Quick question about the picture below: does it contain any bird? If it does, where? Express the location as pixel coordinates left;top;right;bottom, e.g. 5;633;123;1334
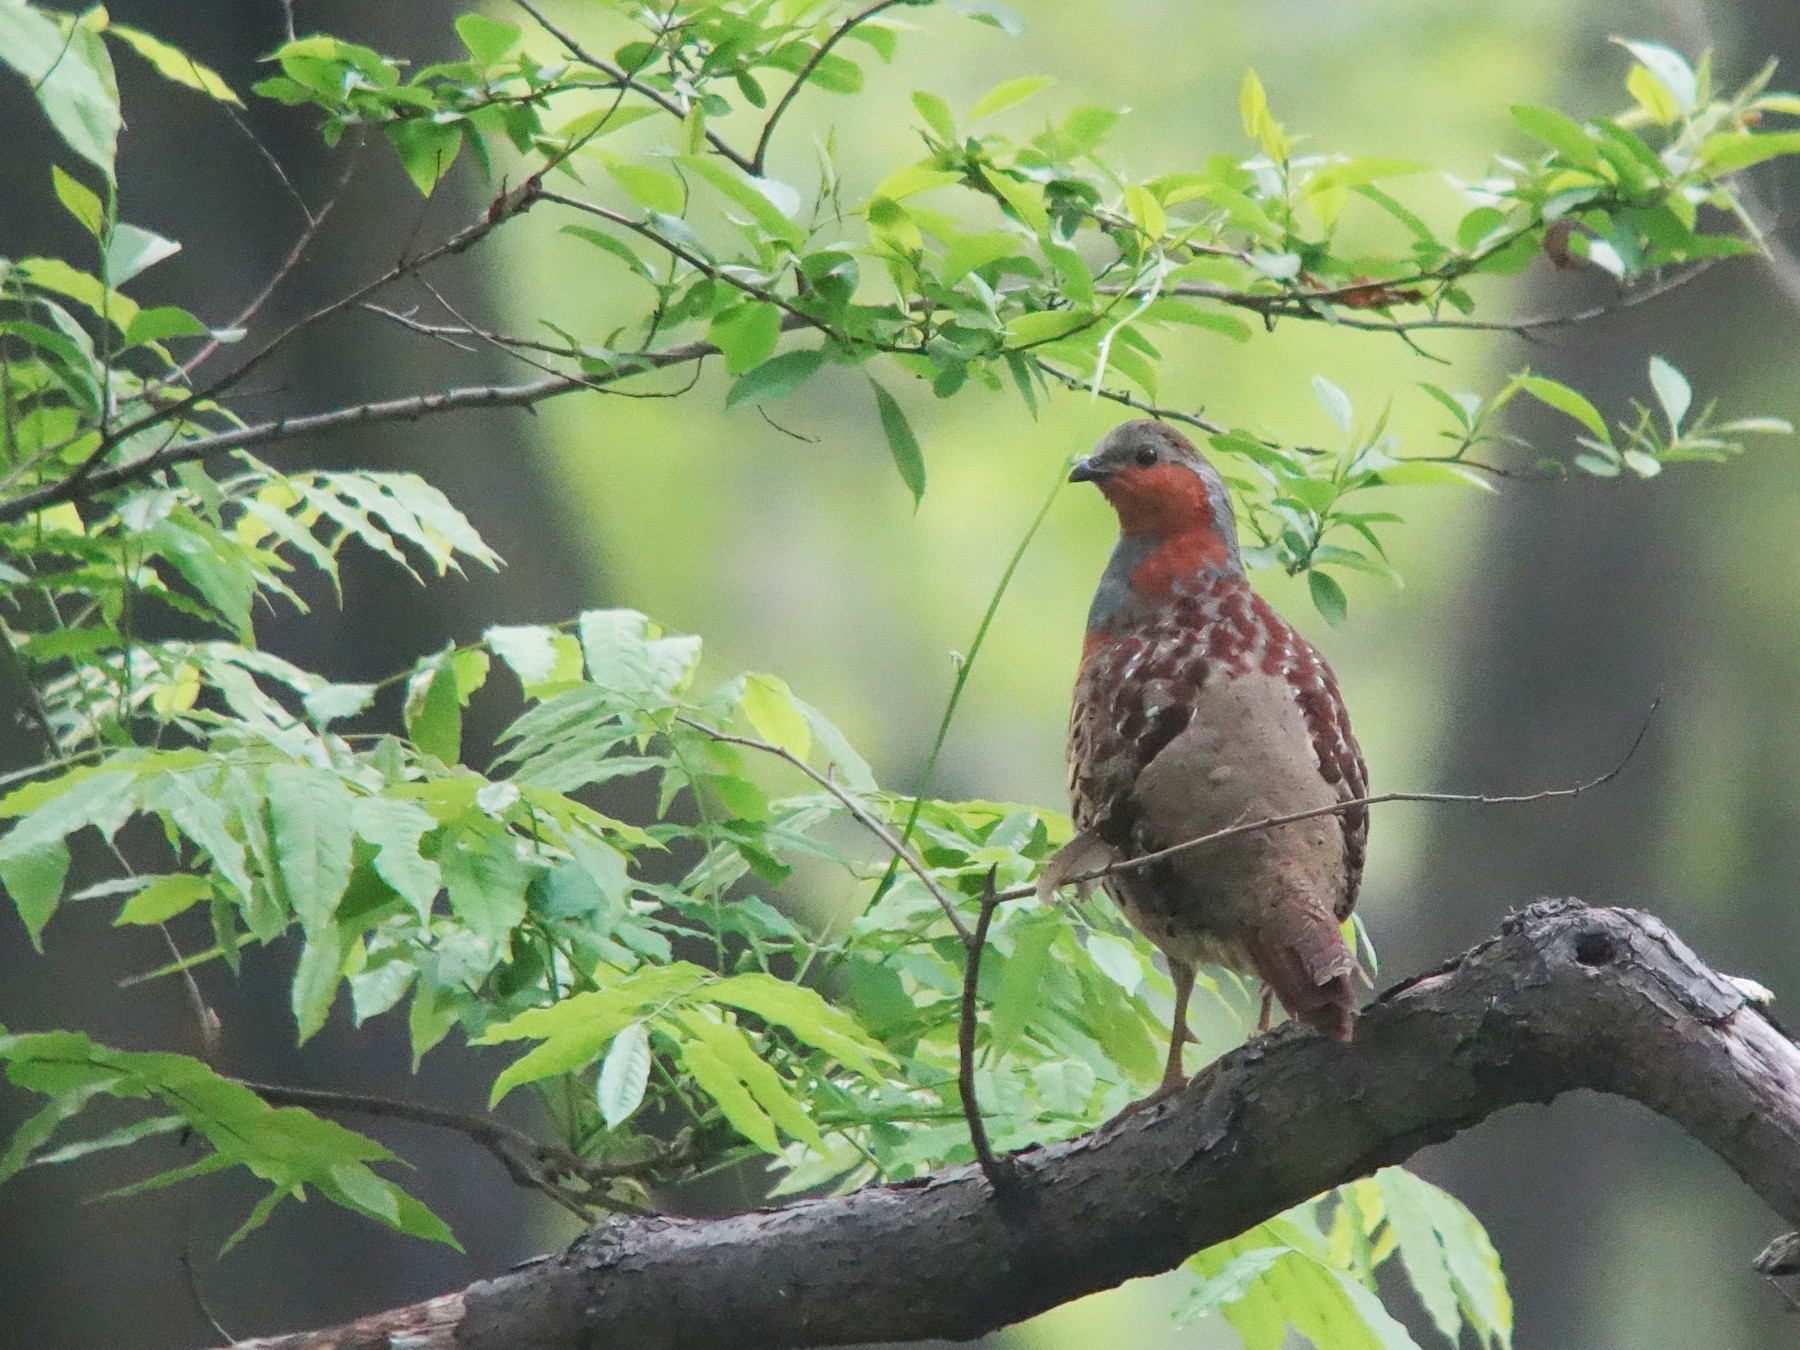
1055;418;1368;1096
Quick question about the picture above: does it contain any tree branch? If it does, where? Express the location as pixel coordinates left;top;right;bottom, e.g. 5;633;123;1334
749;0;915;176
213;901;1800;1350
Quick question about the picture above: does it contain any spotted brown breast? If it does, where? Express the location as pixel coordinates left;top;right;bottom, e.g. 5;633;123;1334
1069;573;1367;1038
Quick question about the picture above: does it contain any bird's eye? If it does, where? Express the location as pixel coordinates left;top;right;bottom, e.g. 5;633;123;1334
1133;445;1158;467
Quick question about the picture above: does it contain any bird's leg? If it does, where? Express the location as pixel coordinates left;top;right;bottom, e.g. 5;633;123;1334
1160;960;1197;1096
1256;985;1275;1036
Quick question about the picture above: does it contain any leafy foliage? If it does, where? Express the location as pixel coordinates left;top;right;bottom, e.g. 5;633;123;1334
0;3;1794;1346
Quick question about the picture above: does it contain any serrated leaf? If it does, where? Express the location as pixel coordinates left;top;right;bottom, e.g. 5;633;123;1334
988;916;1059;1056
439;826;533;944
678;1035;780;1153
869;377;926;504
597;1020;652;1129
350;796;441;921
701;972;891;1078
486;624;569;694
1;840;70;948
1377;1170;1462;1341
266;765;355;932
404;652;463;763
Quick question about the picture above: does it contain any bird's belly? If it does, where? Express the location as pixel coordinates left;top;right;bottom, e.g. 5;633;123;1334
1114;666;1348;964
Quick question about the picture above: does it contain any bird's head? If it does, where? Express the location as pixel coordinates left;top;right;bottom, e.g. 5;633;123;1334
1070;420;1241;570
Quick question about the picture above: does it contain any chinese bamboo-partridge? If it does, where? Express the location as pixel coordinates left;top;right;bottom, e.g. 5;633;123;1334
1059;419;1367;1094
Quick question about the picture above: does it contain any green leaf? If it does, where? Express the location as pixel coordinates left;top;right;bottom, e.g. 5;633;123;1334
266;765;356;932
910;90;956;140
1615;39;1697;112
679;156;805;246
1378;461;1495;492
1647;356;1691;433
387;117;461;195
867;377;928;504
1698;131;1800;173
1514;375;1612;444
291;923;345;1042
790;693;877;792
350;796;441;921
596;1020;652;1129
709;302;783;375
702;972;892;1078
114;874;211;927
1239;69;1289;161
1376;1170;1462;1342
486;624;582;696
108;24;240;104
988;915;1059;1056
726;348;827;408
1312;375;1354;433
1377;1168;1513;1347
678;1034;780;1153
560;224;655;280
606;158;686;215
1;840;70;948
51;165;104;236
454;13;521;64
0;8;119;178
969;74;1055;123
1509;104;1601;170
404;652;463;763
126;305;207;345
739;674;813;760
1308;570;1348;625
439;826;534;944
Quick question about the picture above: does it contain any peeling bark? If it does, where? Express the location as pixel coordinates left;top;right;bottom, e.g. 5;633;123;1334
221;901;1800;1350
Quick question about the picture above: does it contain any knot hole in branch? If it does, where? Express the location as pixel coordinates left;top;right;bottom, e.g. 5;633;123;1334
1572;929;1618;967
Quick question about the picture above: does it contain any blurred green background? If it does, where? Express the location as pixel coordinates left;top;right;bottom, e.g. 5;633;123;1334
5;1;1800;1346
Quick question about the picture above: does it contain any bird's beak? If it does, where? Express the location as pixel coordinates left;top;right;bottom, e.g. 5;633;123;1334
1068;457;1104;484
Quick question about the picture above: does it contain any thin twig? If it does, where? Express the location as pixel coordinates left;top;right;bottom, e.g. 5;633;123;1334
1156;259;1723;336
0;331;738;524
957;870;1013;1191
175;136;368;381
1014;697;1660;903
180;1239;235;1346
514;0;757;173
674;718;974;947
65;171;553;490
1032;358;1226;436
750;0;913;176
236;1078;685;1220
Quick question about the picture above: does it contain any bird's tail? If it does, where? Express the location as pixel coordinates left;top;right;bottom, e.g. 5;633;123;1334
1248;921;1358;1041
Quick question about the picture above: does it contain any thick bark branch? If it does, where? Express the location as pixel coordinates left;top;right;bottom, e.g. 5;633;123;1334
217;901;1800;1350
